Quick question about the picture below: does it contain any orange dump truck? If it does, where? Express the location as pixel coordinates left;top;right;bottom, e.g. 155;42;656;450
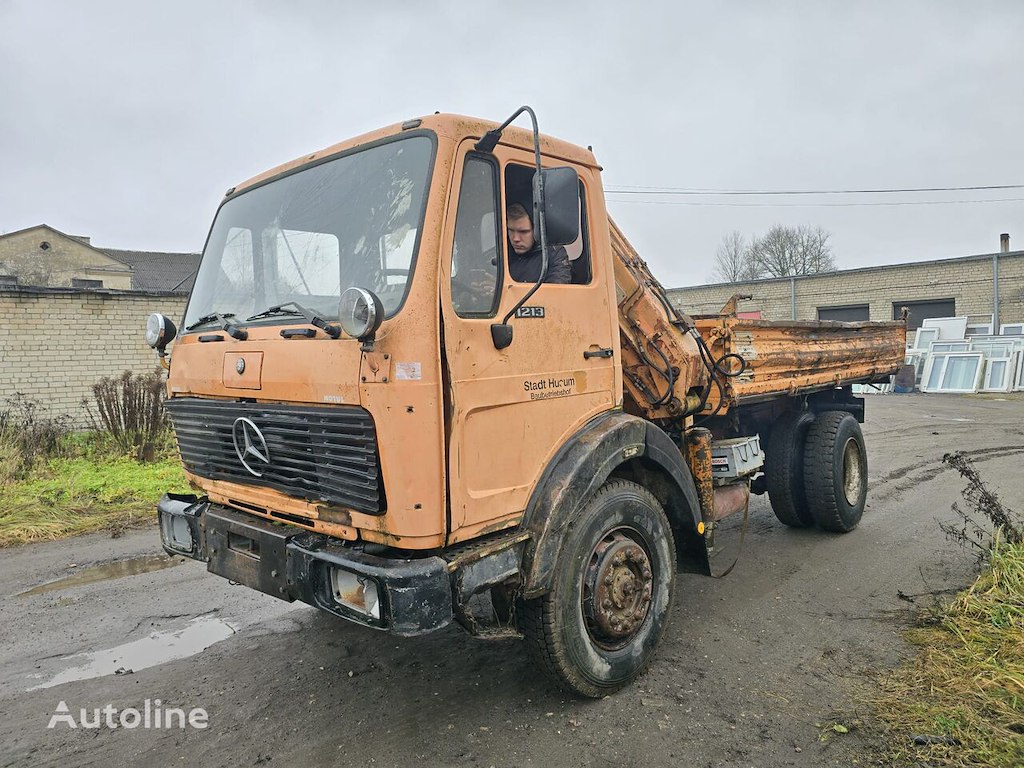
148;108;906;697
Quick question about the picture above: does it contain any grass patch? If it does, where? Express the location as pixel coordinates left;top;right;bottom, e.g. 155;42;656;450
0;454;190;547
870;453;1023;766
1;388;188;546
871;538;1024;767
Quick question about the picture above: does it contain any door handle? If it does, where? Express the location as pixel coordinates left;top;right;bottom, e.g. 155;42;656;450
584;347;614;360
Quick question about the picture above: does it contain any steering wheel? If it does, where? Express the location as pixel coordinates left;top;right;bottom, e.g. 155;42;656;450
451;276;483;310
449;246;501;307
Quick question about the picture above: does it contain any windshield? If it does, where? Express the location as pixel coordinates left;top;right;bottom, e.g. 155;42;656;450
184;134;434;330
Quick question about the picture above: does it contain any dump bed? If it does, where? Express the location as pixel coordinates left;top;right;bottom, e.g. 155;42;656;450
693;313;907;414
609;217;907;421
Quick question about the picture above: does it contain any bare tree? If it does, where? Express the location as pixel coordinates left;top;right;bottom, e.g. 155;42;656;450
795;225;834;274
0;258;52;286
710;231;760;283
748;224;835;278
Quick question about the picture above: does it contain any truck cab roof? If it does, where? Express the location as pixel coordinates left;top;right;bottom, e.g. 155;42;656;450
231;113;601;197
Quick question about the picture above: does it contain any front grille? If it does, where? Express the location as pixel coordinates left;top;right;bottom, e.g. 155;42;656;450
164;398;384;515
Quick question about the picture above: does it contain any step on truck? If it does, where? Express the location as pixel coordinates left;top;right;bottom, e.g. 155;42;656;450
148;107;907;697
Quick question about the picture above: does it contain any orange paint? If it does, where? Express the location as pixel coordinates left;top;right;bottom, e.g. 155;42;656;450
165;113;906;555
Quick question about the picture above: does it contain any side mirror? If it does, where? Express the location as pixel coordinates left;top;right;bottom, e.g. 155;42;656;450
535;167;580;246
490;323;513;350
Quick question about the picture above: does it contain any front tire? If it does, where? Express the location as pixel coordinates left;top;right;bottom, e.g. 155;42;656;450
519;479;676;698
803;411;867;532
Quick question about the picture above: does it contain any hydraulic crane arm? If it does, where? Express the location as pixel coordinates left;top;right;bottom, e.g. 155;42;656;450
609;217;710;423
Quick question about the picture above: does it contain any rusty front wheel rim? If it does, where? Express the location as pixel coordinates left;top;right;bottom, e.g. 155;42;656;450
582;528;654;650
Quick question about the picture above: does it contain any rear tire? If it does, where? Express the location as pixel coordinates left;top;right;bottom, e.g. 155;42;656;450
519;479;675;698
765;410;815;527
803;411;867;532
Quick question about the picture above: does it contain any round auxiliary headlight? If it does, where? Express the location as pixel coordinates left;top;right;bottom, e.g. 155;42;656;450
338;287;384;340
145;313;177;349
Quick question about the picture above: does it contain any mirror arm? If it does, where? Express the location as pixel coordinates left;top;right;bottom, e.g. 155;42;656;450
485;105;575;349
475;105;533;151
485;105;549;330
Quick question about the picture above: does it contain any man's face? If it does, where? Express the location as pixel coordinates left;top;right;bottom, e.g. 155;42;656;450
508;215;535;255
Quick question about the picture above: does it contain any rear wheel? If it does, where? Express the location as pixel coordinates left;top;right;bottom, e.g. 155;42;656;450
803;411;867;532
765;410;815;527
518;479;675;698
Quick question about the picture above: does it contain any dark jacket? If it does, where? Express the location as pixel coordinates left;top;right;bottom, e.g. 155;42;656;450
508;243;571;284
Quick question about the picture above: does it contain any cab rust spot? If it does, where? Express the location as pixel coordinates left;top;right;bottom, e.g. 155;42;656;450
316;506;352;527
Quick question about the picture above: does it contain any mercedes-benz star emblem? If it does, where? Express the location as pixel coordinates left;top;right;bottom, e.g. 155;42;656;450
231;417;270;477
236;358;246;374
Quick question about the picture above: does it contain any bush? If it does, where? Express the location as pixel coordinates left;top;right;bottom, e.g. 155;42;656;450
0;394;74;481
941;451;1023;552
89;370;168;462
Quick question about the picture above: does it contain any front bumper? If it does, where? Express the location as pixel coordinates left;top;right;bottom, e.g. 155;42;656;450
157;495;452;636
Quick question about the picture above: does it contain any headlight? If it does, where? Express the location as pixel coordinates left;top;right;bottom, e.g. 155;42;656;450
330;568;382;621
146;313;177;350
338;287;384;341
160;513;195;554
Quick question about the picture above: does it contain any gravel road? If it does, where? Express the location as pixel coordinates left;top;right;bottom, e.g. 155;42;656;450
2;394;1021;768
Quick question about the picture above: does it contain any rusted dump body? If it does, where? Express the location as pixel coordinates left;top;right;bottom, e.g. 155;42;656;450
694;313;907;413
608;218;906;421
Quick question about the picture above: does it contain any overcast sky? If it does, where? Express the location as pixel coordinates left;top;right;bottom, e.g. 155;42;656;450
1;0;1022;288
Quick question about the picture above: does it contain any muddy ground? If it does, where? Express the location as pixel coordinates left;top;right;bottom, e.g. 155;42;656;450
2;394;1022;768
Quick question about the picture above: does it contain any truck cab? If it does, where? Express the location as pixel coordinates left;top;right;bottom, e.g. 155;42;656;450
152;110;903;698
160;113;657;544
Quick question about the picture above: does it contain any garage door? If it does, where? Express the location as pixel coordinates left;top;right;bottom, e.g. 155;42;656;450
818;304;869;322
893;299;956;330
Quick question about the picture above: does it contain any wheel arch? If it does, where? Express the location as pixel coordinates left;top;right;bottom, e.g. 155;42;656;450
520;412;709;599
807;388;865;423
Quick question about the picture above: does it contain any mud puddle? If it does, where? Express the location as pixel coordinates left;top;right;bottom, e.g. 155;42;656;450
18;554;183;597
26;614;237;691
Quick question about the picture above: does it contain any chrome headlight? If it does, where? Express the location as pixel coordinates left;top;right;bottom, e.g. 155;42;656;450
338;288;384;341
146;313;177;350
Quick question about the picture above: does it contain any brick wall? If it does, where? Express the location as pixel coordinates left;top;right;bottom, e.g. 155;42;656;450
668;250;1024;328
0;288;187;421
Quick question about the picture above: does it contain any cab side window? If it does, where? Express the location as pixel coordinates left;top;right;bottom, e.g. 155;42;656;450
567;184;591;284
504;163;591;285
451;156;501;317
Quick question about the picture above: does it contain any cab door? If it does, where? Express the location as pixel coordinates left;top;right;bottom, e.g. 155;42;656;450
440;141;619;543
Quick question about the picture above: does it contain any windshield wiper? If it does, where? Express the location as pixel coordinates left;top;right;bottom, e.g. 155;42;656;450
246;301;341;338
185;312;247;340
186;312;234;330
